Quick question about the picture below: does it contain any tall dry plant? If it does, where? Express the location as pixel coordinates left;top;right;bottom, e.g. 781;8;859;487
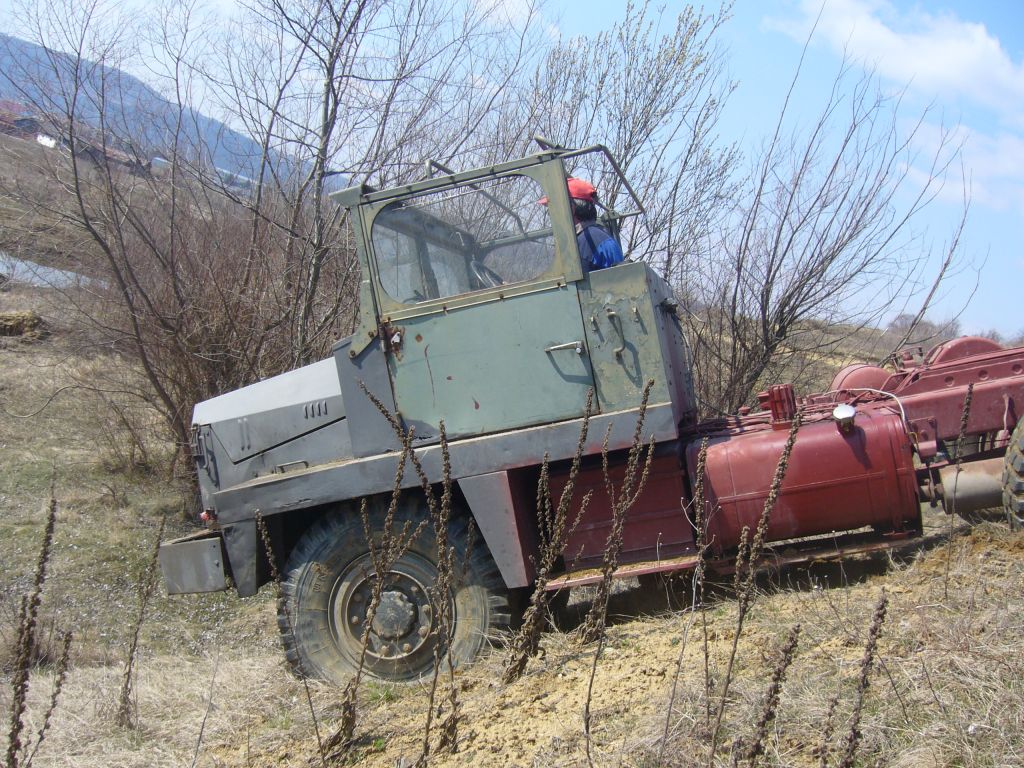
578;381;656;766
413;422;461;763
354;385;464;761
503;390;596;684
579;379;656;643
658;436;712;765
323;432;423;759
833;591;889;768
255;513;327;768
115;513;167;729
707;410;803;764
4;488;72;768
730;623;801;767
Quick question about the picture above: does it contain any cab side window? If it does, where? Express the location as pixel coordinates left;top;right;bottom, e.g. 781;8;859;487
372;174;555;305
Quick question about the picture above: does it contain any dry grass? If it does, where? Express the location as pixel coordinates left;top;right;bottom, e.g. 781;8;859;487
2;288;1023;767
9;519;1020;768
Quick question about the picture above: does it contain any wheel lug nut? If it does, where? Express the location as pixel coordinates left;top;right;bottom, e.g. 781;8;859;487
402;643;411;652
350;616;360;625
418;626;429;638
353;593;364;603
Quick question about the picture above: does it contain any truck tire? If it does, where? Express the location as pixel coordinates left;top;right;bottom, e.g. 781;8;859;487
1004;417;1024;530
278;500;511;683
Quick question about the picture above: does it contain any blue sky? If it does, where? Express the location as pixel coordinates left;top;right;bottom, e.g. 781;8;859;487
2;0;1021;335
563;0;1024;336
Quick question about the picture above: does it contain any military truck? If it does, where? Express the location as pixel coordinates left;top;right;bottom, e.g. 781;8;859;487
160;141;1024;683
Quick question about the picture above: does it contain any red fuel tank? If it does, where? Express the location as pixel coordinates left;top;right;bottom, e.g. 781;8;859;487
687;407;920;552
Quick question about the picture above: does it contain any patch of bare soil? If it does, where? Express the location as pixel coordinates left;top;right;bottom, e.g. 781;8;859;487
181;522;1023;768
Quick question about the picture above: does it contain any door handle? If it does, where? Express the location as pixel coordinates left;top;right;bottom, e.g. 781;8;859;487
545;340;584;355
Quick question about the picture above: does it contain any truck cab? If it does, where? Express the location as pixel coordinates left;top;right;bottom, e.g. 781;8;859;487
334;148;695;456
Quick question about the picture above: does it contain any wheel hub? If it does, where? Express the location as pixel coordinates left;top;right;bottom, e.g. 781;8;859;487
373;589;416;639
333;560;440;666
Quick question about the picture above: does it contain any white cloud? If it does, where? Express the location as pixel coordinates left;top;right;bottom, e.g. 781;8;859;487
767;0;1024;219
769;0;1024;129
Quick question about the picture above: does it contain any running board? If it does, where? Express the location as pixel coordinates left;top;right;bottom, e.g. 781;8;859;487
546;529;928;590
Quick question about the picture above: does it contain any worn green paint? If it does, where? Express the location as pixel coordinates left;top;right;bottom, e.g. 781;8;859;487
386;283;594;440
329;149;690;442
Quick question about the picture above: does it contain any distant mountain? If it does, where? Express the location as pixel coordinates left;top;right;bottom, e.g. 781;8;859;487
0;32;268;180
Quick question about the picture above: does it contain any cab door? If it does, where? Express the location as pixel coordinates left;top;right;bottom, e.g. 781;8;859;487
363;167;596;441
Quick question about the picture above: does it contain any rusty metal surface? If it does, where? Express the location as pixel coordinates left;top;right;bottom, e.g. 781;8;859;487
549;451;694;570
688;407;920;553
883;344;1024;443
546;529;924;589
547;551;703;589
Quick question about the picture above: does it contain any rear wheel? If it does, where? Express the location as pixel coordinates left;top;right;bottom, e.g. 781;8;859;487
1003;417;1024;530
279;499;511;683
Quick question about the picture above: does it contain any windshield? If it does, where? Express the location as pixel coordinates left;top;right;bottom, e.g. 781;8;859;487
372;174;556;305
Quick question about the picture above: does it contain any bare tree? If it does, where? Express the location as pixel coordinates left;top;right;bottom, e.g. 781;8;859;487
685;49;966;414
0;0;545;460
508;0;738;280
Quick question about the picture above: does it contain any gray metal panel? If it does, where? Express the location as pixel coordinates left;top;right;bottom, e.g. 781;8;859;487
208;397;345;463
194;358;341;423
194;358;345;463
579;262;670;412
201;418;354;493
458;471;534;588
644;269;697;425
223;520;259;597
159;534;228;594
212;401;679;524
334;336;403;458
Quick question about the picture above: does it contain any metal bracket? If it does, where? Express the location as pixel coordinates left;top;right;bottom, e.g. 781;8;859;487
606;308;625;359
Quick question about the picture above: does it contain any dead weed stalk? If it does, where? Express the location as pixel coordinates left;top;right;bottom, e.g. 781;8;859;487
579;379;656;644
834;591;888;768
356;384;462;761
707;410;803;765
4;487;71;768
115;513;167;728
581;381;656;766
411;422;461;763
658;437;711;765
324;429;423;759
256;512;327;768
730;623;801;767
503;389;595;684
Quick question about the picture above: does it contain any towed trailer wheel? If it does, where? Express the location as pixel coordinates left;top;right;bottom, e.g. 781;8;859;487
1004;417;1024;530
278;500;511;683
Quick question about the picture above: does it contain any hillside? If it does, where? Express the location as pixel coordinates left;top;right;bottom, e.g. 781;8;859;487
0;33;267;180
1;282;1022;767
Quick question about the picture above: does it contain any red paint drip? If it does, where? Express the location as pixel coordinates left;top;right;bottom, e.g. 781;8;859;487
473;398;480;410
